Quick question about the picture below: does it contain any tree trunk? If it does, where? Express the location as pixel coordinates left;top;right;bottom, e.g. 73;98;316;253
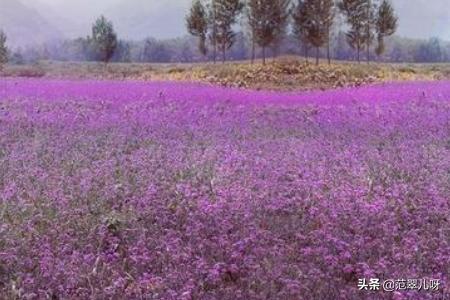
316;47;319;65
366;0;371;64
327;42;331;65
251;34;255;64
199;36;207;59
213;35;217;64
212;0;217;64
305;44;309;63
222;46;226;64
357;42;361;63
262;46;266;65
327;28;331;65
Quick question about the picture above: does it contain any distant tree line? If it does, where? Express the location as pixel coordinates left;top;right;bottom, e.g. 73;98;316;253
1;3;450;66
4;32;450;66
187;0;399;64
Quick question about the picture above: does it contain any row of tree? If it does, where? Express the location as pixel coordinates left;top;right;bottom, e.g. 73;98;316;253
1;4;448;66
187;0;398;64
0;16;119;66
5;33;450;65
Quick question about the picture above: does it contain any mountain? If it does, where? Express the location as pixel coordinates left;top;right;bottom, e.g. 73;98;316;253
0;0;63;48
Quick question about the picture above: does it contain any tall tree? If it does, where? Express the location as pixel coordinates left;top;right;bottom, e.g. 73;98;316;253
363;0;377;63
304;0;334;65
0;30;7;69
375;0;397;57
207;0;219;63
240;8;256;64
91;16;118;63
249;22;257;64
338;0;367;63
270;0;291;61
293;0;311;62
248;0;289;64
245;0;258;63
187;0;209;57
215;0;244;63
325;0;336;64
248;0;272;64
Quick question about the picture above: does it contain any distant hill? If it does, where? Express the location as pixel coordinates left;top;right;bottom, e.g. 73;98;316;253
0;0;63;48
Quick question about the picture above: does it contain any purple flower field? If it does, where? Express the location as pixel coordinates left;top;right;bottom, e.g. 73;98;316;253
0;79;449;299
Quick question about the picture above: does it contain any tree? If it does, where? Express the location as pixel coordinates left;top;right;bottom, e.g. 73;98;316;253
112;40;132;62
187;0;209;57
415;38;444;63
215;0;244;63
324;0;336;64
375;0;397;57
338;0;367;63
246;0;260;64
248;0;272;64
10;50;24;65
293;0;312;62
242;6;257;64
304;0;334;65
91;16;118;63
142;38;172;62
248;0;289;64
363;0;377;63
0;30;8;69
270;0;291;61
208;0;219;63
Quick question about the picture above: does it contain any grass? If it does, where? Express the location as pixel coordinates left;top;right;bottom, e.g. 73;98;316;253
1;57;450;91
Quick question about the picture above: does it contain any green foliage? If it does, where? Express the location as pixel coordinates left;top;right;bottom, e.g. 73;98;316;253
293;0;311;57
0;30;8;68
182;0;400;64
270;0;291;54
338;0;368;61
91;16;118;63
215;0;244;62
340;0;397;62
248;0;289;64
306;0;334;48
293;0;335;64
375;0;398;56
187;0;209;56
248;0;275;49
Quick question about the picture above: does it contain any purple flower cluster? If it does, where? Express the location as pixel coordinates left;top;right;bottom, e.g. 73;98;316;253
0;79;449;299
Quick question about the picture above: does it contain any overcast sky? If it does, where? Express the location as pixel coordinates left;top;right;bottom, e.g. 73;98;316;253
20;0;450;41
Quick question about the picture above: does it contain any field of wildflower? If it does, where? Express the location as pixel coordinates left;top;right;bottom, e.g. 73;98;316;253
0;79;449;299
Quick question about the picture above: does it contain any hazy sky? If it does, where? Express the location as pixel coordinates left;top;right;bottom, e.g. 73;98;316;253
19;0;450;41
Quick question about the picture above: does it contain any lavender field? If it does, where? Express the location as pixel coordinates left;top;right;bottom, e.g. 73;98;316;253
0;79;449;299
